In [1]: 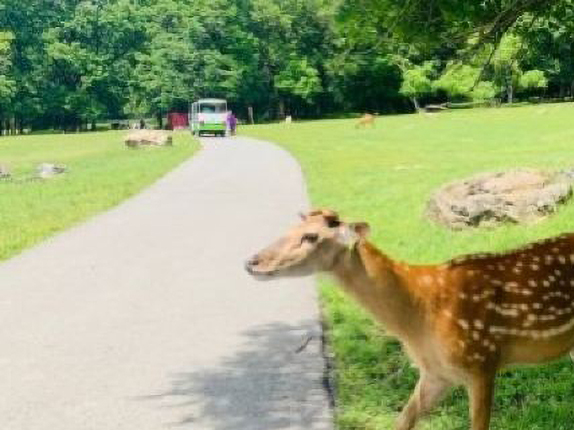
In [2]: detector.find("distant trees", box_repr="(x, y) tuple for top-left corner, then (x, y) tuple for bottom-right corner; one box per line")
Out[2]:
(0, 0), (573, 132)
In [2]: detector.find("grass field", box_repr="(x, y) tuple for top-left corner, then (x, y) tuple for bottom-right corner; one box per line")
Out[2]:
(243, 103), (574, 430)
(0, 131), (197, 261)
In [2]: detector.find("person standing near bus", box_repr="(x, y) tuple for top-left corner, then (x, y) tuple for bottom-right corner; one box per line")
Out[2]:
(227, 111), (237, 136)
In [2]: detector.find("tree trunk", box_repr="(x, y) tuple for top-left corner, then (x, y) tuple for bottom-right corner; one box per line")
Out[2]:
(156, 112), (163, 129)
(248, 106), (254, 124)
(278, 99), (285, 119)
(507, 85), (514, 104)
(411, 97), (421, 112)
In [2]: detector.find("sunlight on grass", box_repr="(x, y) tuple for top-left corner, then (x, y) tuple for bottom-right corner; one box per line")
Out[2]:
(244, 103), (574, 430)
(0, 131), (198, 260)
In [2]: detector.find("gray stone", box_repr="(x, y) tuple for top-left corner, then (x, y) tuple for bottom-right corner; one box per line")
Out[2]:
(0, 165), (11, 179)
(124, 130), (173, 148)
(37, 163), (67, 179)
(426, 169), (573, 229)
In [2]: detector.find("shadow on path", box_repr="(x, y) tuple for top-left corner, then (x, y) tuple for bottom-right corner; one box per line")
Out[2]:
(145, 321), (331, 430)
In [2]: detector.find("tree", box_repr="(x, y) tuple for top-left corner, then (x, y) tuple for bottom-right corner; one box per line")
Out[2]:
(434, 64), (480, 100)
(276, 56), (322, 109)
(337, 0), (560, 50)
(400, 62), (435, 110)
(0, 32), (15, 106)
(471, 81), (497, 102)
(492, 34), (523, 103)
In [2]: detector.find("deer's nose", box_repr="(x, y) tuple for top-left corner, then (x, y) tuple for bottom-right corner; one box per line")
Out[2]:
(245, 257), (260, 273)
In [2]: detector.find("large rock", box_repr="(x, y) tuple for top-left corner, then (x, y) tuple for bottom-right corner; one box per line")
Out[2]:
(426, 169), (573, 229)
(124, 130), (173, 148)
(37, 163), (67, 179)
(0, 165), (11, 180)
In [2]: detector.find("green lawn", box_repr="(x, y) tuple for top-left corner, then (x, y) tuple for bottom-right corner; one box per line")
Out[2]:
(243, 103), (574, 430)
(0, 131), (197, 260)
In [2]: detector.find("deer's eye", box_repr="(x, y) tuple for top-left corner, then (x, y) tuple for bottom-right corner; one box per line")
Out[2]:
(327, 219), (340, 228)
(302, 233), (319, 243)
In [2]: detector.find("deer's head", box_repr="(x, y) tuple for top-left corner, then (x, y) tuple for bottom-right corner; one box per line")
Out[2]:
(245, 209), (370, 280)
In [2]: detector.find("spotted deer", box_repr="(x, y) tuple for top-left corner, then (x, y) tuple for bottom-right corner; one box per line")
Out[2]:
(245, 209), (574, 430)
(355, 113), (376, 128)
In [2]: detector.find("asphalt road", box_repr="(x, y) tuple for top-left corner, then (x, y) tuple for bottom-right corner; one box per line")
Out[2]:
(0, 136), (333, 430)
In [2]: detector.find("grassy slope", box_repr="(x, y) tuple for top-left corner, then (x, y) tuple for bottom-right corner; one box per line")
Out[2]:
(0, 131), (197, 260)
(243, 103), (574, 430)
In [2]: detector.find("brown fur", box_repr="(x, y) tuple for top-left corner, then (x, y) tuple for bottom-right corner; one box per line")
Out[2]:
(355, 113), (376, 128)
(246, 209), (574, 430)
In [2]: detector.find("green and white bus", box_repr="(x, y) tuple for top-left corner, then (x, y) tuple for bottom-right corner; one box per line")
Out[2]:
(189, 98), (228, 137)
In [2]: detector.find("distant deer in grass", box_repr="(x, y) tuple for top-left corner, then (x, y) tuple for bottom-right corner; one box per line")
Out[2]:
(245, 209), (574, 430)
(355, 113), (376, 128)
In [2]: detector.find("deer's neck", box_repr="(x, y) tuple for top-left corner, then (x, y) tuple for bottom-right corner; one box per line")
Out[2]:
(330, 241), (425, 339)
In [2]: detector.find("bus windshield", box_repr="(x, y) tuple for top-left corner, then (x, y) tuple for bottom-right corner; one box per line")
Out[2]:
(200, 103), (226, 114)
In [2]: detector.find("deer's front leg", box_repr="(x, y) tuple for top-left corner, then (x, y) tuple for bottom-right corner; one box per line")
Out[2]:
(395, 372), (451, 430)
(570, 348), (574, 363)
(468, 373), (495, 430)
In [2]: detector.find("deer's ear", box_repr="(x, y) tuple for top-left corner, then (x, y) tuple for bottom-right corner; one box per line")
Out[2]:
(350, 222), (371, 239)
(337, 222), (370, 248)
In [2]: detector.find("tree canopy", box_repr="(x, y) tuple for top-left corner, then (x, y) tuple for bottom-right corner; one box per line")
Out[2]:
(1, 0), (574, 132)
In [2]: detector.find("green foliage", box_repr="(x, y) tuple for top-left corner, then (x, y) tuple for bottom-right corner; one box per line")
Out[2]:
(400, 62), (435, 102)
(276, 57), (322, 102)
(2, 0), (574, 128)
(471, 81), (497, 101)
(434, 64), (480, 99)
(0, 31), (15, 103)
(519, 70), (548, 90)
(337, 0), (561, 50)
(244, 102), (574, 430)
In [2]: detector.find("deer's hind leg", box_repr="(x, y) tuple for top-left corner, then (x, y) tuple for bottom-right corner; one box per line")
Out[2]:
(570, 348), (574, 362)
(395, 372), (451, 430)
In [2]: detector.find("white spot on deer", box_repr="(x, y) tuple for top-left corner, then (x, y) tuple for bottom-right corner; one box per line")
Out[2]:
(531, 264), (540, 271)
(457, 319), (470, 330)
(521, 289), (533, 296)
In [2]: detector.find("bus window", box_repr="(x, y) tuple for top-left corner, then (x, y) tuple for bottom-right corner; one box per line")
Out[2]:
(200, 103), (226, 114)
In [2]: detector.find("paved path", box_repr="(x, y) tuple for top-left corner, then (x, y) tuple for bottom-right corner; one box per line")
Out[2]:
(0, 137), (332, 430)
